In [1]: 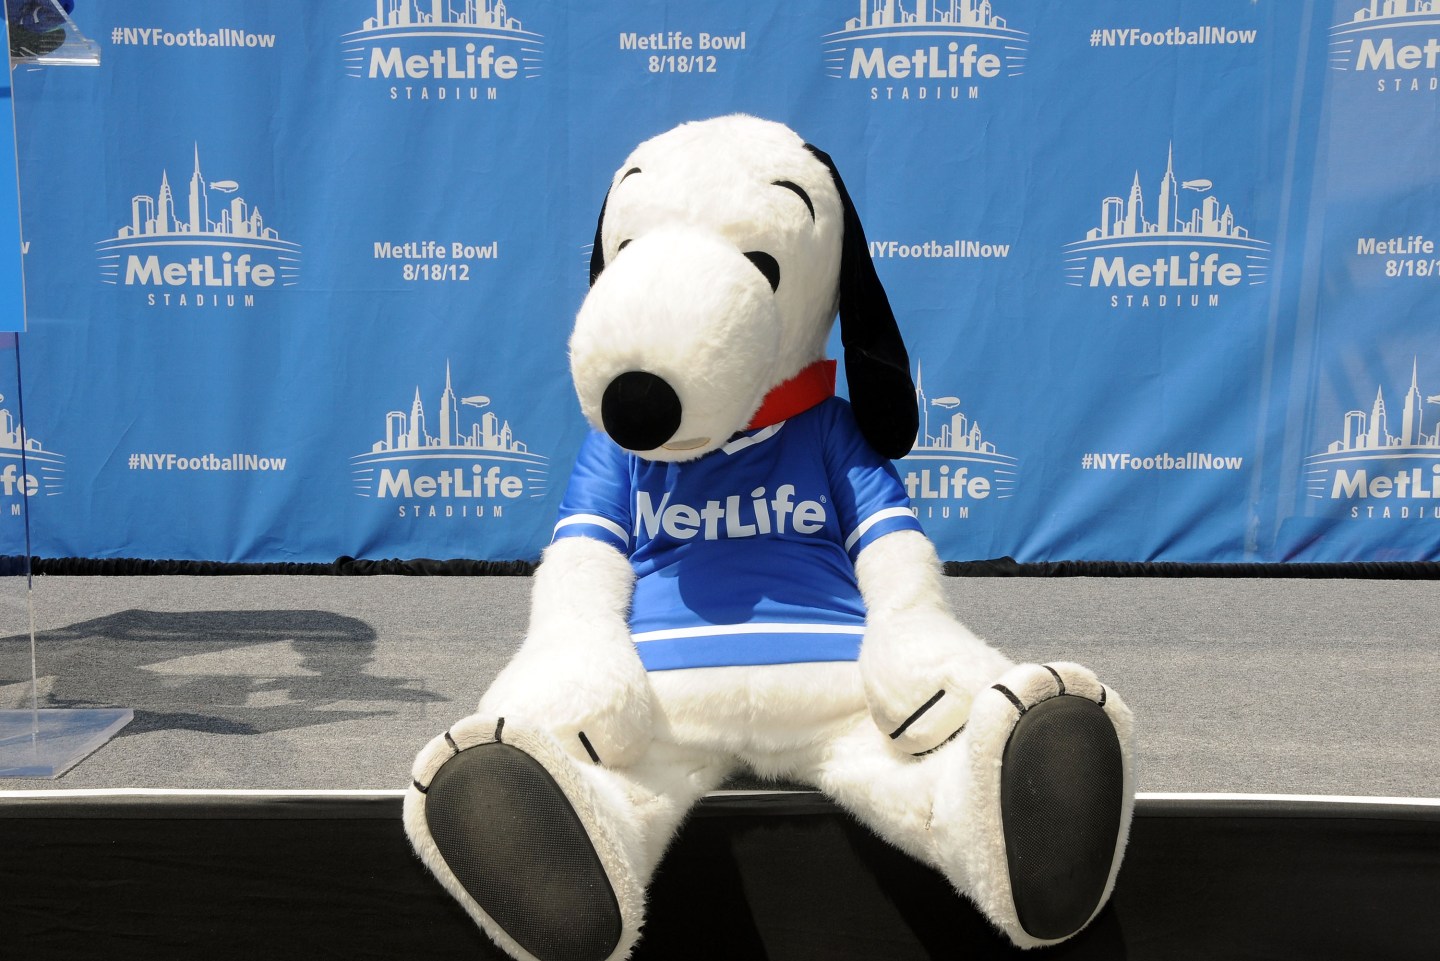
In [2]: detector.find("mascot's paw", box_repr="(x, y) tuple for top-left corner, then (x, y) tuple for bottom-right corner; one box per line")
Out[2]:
(859, 608), (1013, 756)
(934, 662), (1134, 949)
(404, 715), (644, 961)
(478, 632), (655, 770)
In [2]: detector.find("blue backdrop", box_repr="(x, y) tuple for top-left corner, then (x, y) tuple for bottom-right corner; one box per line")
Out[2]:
(6, 1), (1439, 564)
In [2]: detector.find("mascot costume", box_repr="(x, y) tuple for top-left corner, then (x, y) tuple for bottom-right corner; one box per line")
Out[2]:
(405, 116), (1135, 961)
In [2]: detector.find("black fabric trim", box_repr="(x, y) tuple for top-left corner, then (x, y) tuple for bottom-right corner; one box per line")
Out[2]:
(944, 557), (1440, 578)
(5, 792), (1437, 961)
(494, 718), (505, 743)
(1042, 665), (1066, 695)
(3, 790), (1437, 823)
(771, 180), (815, 220)
(443, 731), (459, 755)
(577, 731), (602, 765)
(16, 556), (539, 576)
(888, 689), (946, 740)
(911, 724), (965, 758)
(14, 554), (1440, 578)
(993, 684), (1027, 714)
(411, 779), (429, 795)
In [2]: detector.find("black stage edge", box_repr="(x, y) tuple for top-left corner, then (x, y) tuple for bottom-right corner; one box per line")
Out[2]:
(13, 555), (1440, 577)
(2, 792), (1436, 961)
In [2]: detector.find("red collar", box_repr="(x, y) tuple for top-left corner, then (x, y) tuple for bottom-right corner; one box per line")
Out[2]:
(745, 360), (836, 431)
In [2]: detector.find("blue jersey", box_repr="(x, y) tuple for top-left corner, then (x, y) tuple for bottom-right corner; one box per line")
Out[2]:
(551, 397), (923, 671)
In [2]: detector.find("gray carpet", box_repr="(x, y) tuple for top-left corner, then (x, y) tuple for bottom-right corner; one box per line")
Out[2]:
(1, 575), (1435, 797)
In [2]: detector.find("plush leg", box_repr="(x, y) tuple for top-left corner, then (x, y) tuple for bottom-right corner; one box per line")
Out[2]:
(404, 713), (730, 961)
(807, 662), (1135, 949)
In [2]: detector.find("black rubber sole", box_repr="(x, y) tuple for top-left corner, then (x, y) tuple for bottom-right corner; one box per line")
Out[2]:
(425, 742), (623, 961)
(999, 694), (1124, 941)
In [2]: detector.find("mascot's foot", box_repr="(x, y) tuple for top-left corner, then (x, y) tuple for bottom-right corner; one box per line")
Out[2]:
(939, 663), (1132, 948)
(404, 716), (638, 961)
(1000, 679), (1124, 940)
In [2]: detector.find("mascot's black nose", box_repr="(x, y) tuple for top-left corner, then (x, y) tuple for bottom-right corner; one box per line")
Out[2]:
(601, 371), (683, 451)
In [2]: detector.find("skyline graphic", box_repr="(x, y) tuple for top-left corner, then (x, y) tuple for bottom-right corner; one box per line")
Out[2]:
(839, 0), (1012, 33)
(366, 361), (536, 455)
(0, 396), (65, 497)
(1318, 358), (1440, 455)
(352, 361), (549, 504)
(1329, 0), (1440, 69)
(912, 363), (1002, 455)
(343, 0), (544, 84)
(1063, 143), (1271, 290)
(824, 0), (1027, 83)
(104, 145), (291, 246)
(1304, 357), (1440, 503)
(360, 0), (527, 34)
(1082, 144), (1256, 244)
(96, 145), (302, 291)
(1346, 1), (1439, 24)
(904, 364), (1018, 502)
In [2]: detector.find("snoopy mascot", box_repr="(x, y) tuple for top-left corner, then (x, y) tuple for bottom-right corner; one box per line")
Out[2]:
(405, 115), (1135, 961)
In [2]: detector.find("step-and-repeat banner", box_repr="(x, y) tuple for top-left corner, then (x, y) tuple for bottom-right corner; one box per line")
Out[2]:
(6, 1), (1439, 564)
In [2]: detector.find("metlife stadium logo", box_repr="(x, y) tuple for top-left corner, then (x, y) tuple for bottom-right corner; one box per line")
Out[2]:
(1304, 358), (1440, 521)
(823, 1), (1027, 103)
(1330, 2), (1440, 93)
(896, 366), (1016, 523)
(96, 146), (300, 310)
(1063, 144), (1270, 310)
(0, 396), (63, 511)
(343, 0), (543, 103)
(351, 362), (548, 521)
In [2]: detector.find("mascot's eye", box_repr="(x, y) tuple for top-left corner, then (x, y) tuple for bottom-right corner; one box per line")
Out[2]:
(617, 239), (633, 252)
(743, 251), (780, 293)
(772, 180), (815, 221)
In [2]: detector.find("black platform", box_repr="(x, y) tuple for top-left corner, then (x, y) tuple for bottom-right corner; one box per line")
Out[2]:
(3, 791), (1437, 961)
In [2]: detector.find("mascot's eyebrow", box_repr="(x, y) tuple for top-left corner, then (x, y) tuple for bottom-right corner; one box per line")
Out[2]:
(772, 180), (814, 221)
(619, 167), (642, 184)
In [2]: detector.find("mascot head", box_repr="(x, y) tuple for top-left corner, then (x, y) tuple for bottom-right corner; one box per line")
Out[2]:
(572, 115), (917, 462)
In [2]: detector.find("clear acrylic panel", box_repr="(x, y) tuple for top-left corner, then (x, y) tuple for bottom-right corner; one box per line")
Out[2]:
(7, 0), (99, 67)
(0, 9), (124, 776)
(0, 334), (130, 777)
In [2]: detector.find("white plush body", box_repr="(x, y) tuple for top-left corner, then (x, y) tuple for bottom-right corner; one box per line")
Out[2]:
(405, 116), (1135, 961)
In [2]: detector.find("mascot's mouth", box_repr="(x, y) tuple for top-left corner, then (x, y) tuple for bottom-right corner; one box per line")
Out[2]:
(661, 437), (710, 451)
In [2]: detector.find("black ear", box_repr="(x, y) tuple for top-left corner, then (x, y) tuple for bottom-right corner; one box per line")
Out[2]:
(805, 144), (917, 460)
(589, 186), (610, 287)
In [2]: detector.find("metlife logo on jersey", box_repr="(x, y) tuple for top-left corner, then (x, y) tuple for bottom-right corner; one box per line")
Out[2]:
(822, 1), (1027, 103)
(342, 0), (543, 102)
(1063, 144), (1270, 310)
(95, 145), (300, 310)
(1304, 357), (1440, 521)
(1330, 1), (1440, 93)
(896, 366), (1017, 524)
(351, 362), (549, 522)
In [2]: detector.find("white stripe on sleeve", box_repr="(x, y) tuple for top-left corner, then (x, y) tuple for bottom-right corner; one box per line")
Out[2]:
(553, 513), (630, 545)
(843, 506), (915, 553)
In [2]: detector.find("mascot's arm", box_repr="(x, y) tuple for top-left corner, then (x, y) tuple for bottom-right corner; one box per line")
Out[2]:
(477, 534), (653, 767)
(855, 528), (1014, 755)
